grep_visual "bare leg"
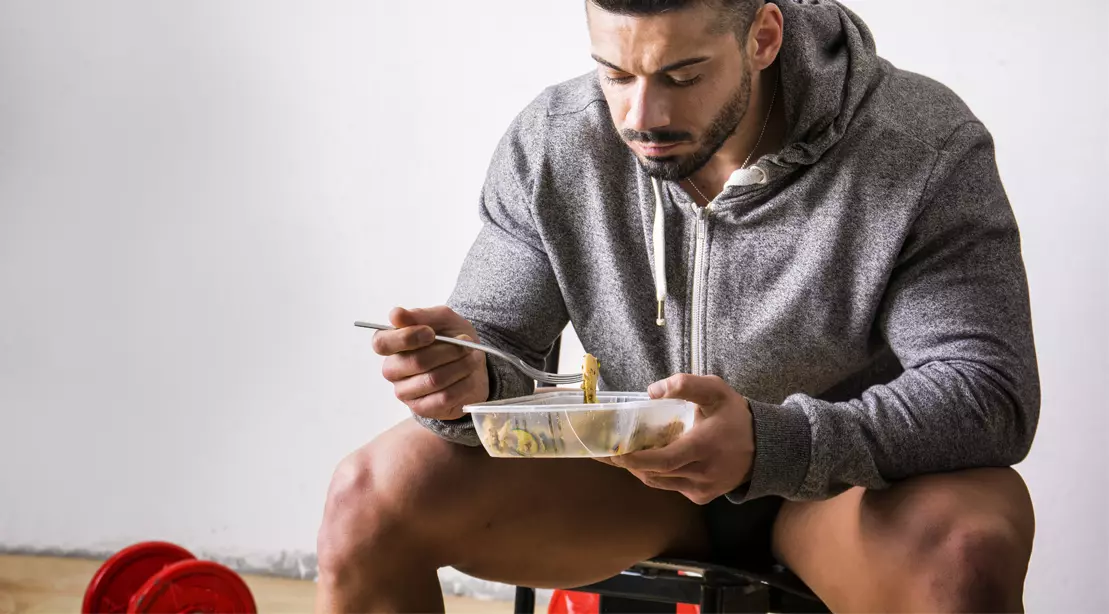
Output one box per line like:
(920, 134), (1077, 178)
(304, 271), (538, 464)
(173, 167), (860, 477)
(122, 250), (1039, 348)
(314, 418), (708, 613)
(773, 467), (1035, 613)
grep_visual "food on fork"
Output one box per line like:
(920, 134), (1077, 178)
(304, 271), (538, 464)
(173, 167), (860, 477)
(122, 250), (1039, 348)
(581, 353), (600, 404)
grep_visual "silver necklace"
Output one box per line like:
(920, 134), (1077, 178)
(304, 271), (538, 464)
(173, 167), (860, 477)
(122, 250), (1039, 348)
(687, 75), (778, 204)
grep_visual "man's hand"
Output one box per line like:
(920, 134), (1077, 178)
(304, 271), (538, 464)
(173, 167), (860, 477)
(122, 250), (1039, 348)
(372, 306), (489, 421)
(603, 374), (756, 505)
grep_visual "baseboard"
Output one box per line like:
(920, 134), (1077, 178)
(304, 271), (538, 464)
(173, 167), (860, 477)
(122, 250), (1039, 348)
(0, 544), (553, 603)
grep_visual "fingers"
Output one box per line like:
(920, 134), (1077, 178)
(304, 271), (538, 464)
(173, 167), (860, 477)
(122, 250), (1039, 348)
(374, 303), (479, 356)
(392, 350), (485, 401)
(611, 435), (700, 473)
(406, 370), (487, 419)
(647, 373), (731, 410)
(372, 325), (435, 356)
(630, 471), (698, 495)
(374, 306), (478, 357)
(600, 453), (717, 504)
(382, 341), (471, 381)
(629, 468), (717, 505)
(595, 457), (698, 491)
(598, 453), (700, 477)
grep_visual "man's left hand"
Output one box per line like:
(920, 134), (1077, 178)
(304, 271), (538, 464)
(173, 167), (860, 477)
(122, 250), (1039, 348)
(600, 374), (756, 505)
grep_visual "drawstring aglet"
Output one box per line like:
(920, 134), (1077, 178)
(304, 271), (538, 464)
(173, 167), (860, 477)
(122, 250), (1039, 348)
(656, 301), (666, 326)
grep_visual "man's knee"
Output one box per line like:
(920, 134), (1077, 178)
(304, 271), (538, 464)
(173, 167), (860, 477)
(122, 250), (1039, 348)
(890, 470), (1034, 611)
(316, 420), (465, 576)
(316, 448), (390, 575)
(916, 520), (1029, 611)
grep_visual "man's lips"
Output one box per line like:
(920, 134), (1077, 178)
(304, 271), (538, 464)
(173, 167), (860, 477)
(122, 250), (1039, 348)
(634, 142), (684, 156)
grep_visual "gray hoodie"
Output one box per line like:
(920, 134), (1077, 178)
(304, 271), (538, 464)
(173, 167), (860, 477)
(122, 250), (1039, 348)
(416, 0), (1040, 503)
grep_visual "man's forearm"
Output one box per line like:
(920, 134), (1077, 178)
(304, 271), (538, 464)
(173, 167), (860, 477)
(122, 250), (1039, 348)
(729, 356), (1038, 503)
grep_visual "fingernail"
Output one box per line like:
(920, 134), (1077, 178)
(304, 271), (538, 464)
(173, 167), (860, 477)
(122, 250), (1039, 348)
(648, 381), (664, 398)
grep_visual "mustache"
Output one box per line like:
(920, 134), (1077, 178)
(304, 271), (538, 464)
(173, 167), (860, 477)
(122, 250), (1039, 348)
(620, 128), (693, 145)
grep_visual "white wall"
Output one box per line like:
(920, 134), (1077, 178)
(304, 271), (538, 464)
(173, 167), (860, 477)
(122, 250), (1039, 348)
(845, 3), (1109, 611)
(0, 0), (1104, 609)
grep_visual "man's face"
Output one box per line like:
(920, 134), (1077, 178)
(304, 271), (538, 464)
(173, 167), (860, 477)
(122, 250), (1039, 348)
(587, 3), (752, 180)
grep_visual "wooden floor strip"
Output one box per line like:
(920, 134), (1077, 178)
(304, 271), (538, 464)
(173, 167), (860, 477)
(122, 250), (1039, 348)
(0, 554), (547, 613)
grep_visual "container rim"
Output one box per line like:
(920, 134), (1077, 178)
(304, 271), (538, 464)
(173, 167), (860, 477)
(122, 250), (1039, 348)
(463, 390), (691, 413)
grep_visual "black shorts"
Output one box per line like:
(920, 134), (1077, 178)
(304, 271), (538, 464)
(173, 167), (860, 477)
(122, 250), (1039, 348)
(701, 495), (784, 571)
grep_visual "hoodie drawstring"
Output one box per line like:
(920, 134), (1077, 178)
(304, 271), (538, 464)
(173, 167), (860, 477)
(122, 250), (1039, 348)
(651, 177), (668, 326)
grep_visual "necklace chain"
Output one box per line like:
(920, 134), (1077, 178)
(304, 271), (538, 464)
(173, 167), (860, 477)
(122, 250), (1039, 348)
(687, 74), (778, 204)
(687, 176), (711, 204)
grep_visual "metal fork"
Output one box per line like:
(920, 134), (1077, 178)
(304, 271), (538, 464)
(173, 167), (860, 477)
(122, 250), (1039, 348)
(354, 321), (583, 385)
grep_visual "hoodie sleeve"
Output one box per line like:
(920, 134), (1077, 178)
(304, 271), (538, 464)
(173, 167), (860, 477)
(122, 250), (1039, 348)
(411, 107), (570, 446)
(730, 121), (1041, 502)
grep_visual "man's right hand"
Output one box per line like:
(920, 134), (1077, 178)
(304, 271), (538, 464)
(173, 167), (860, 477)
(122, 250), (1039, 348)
(372, 306), (490, 421)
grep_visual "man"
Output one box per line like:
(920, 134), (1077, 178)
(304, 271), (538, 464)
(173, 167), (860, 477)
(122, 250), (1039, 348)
(316, 0), (1040, 611)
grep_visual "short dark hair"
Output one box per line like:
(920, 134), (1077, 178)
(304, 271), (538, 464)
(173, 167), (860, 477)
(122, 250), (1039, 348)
(588, 0), (764, 40)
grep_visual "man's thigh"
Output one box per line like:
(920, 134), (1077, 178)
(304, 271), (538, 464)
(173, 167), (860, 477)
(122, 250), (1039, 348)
(770, 468), (1035, 611)
(351, 418), (710, 588)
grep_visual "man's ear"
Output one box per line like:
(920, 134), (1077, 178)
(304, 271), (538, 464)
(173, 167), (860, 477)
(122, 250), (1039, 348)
(747, 2), (784, 71)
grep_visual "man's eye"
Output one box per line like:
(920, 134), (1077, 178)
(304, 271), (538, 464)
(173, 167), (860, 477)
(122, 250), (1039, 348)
(603, 74), (635, 85)
(668, 74), (702, 87)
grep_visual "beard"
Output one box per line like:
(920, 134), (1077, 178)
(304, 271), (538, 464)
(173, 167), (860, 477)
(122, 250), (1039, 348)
(621, 69), (753, 181)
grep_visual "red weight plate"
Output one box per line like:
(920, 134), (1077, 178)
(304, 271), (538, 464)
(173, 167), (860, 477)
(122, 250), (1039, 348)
(129, 560), (257, 614)
(82, 542), (196, 613)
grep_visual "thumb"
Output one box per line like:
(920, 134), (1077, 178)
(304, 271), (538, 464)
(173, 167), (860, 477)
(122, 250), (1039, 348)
(647, 374), (729, 413)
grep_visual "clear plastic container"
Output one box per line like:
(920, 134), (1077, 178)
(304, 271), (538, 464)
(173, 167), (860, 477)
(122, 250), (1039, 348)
(463, 391), (697, 458)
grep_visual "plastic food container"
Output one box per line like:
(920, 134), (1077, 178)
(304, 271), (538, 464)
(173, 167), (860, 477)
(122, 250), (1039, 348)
(463, 391), (697, 458)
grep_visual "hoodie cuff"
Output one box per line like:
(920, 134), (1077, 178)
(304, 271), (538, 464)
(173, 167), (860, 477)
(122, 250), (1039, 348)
(486, 352), (537, 402)
(411, 412), (480, 447)
(725, 399), (811, 503)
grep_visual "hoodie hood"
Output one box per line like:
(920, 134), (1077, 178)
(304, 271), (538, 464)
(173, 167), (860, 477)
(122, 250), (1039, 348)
(763, 0), (883, 173)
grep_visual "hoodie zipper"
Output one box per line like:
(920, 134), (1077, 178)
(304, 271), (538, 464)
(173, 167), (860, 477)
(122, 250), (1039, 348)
(690, 202), (711, 376)
(681, 165), (769, 376)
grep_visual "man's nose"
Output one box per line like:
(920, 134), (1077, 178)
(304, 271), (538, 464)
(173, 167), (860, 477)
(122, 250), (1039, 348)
(625, 79), (671, 134)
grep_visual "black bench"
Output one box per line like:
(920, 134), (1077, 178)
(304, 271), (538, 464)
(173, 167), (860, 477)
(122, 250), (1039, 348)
(509, 337), (829, 614)
(513, 558), (828, 613)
